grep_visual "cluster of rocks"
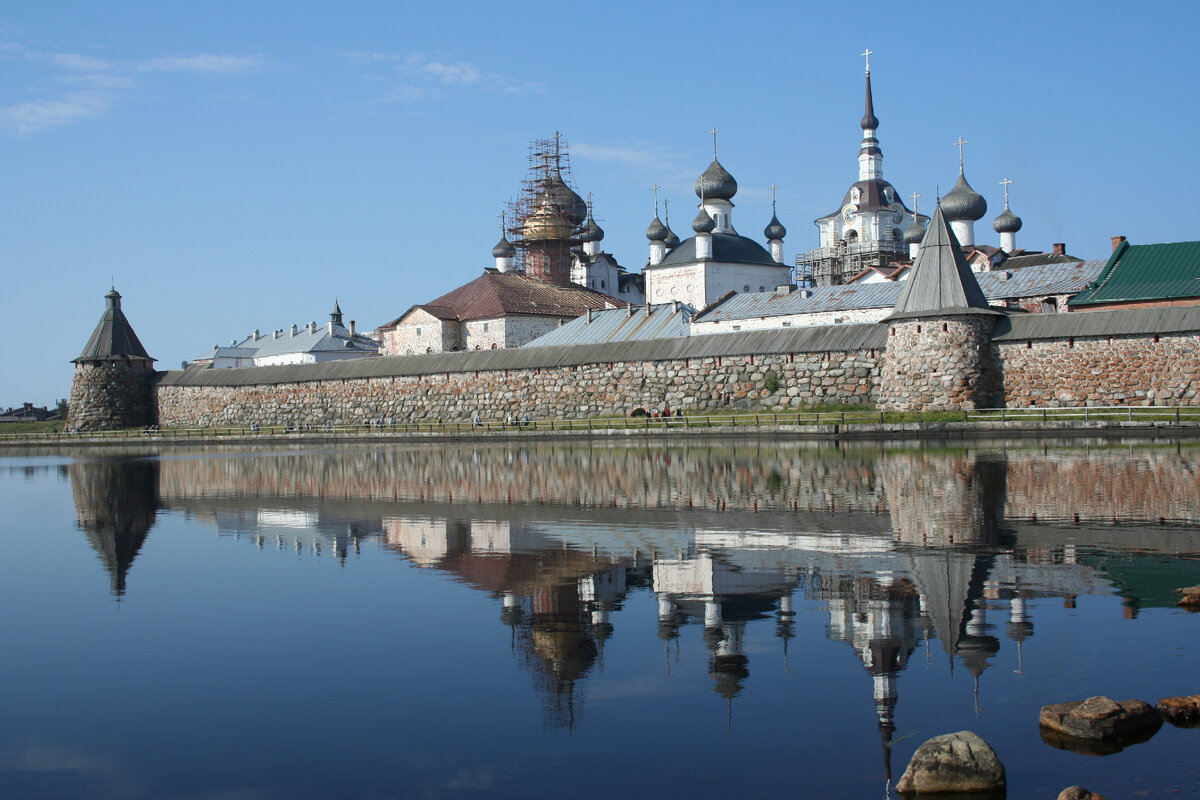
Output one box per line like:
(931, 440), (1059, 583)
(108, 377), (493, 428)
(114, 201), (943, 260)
(1178, 583), (1200, 609)
(896, 688), (1198, 796)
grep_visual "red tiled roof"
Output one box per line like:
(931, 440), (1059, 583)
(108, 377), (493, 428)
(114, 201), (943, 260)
(426, 271), (623, 321)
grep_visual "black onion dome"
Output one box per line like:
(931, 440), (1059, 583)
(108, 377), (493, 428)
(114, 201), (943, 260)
(663, 226), (680, 248)
(992, 208), (1023, 234)
(580, 214), (604, 243)
(764, 213), (787, 241)
(544, 168), (588, 226)
(492, 235), (515, 258)
(646, 214), (668, 241)
(695, 159), (737, 200)
(861, 72), (879, 130)
(942, 171), (987, 222)
(903, 217), (926, 244)
(692, 206), (716, 233)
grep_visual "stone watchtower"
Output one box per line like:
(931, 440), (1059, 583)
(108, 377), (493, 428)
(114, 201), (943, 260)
(69, 289), (157, 431)
(878, 204), (1005, 412)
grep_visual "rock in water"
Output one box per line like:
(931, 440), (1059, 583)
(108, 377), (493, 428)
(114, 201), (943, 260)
(1156, 694), (1200, 727)
(1039, 696), (1161, 741)
(895, 731), (1006, 795)
(1057, 787), (1108, 800)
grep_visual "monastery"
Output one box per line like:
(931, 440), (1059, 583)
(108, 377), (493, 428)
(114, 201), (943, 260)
(67, 56), (1200, 431)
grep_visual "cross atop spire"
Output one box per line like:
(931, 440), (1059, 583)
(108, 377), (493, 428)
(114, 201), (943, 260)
(710, 128), (719, 157)
(999, 177), (1013, 209)
(954, 137), (969, 171)
(861, 48), (873, 74)
(663, 198), (670, 223)
(651, 183), (661, 215)
(910, 192), (921, 215)
(770, 183), (780, 210)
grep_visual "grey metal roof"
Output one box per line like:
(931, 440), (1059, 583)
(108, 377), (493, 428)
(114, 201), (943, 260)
(887, 205), (997, 320)
(694, 283), (902, 322)
(976, 260), (1104, 300)
(994, 305), (1200, 341)
(157, 323), (890, 387)
(74, 289), (155, 363)
(524, 303), (694, 348)
(251, 325), (376, 359)
(655, 231), (777, 268)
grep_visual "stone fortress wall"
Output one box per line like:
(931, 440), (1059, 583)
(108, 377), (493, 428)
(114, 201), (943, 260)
(151, 307), (1200, 428)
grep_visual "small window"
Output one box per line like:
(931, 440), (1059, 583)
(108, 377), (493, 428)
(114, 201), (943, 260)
(483, 322), (489, 332)
(601, 279), (606, 289)
(415, 328), (421, 336)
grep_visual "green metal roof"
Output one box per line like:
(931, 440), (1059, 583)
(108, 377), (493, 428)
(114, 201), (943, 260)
(1069, 240), (1200, 306)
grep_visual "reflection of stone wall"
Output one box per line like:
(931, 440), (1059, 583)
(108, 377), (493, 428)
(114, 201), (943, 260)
(149, 443), (1200, 526)
(156, 444), (887, 515)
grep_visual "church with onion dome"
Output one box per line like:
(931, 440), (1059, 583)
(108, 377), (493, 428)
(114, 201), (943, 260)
(642, 142), (793, 310)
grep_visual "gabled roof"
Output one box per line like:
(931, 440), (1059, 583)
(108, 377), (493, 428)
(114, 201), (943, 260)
(1000, 251), (1081, 270)
(384, 271), (622, 328)
(524, 303), (694, 348)
(886, 205), (1000, 320)
(74, 289), (155, 363)
(977, 260), (1104, 300)
(1069, 240), (1200, 307)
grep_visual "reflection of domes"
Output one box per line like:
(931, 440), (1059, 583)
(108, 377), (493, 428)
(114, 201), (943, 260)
(709, 654), (749, 699)
(992, 208), (1023, 234)
(903, 217), (926, 244)
(695, 159), (737, 200)
(692, 207), (716, 233)
(764, 213), (787, 241)
(943, 172), (987, 222)
(646, 214), (668, 241)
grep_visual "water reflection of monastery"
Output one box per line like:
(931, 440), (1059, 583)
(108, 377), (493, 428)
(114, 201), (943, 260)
(69, 443), (1200, 757)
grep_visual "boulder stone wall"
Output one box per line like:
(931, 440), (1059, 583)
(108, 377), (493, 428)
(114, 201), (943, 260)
(154, 351), (881, 427)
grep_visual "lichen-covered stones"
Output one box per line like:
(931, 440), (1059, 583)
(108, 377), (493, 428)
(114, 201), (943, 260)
(1039, 696), (1162, 755)
(1057, 787), (1108, 800)
(895, 730), (1005, 795)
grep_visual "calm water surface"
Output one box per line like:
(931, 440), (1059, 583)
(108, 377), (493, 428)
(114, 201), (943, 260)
(2, 439), (1199, 799)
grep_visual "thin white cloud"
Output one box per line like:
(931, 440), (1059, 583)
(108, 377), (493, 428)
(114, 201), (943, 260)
(0, 40), (268, 136)
(349, 51), (544, 102)
(138, 54), (267, 75)
(0, 92), (108, 134)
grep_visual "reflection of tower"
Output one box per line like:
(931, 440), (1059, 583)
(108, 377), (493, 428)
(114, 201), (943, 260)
(580, 566), (625, 672)
(1006, 593), (1034, 674)
(825, 576), (921, 785)
(69, 458), (161, 596)
(703, 600), (750, 731)
(957, 599), (1001, 714)
(524, 581), (597, 730)
(776, 591), (796, 672)
(883, 454), (1008, 547)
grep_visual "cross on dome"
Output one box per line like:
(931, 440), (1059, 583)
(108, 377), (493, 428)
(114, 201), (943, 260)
(954, 137), (969, 170)
(710, 128), (719, 157)
(999, 177), (1013, 208)
(861, 48), (873, 74)
(910, 192), (920, 215)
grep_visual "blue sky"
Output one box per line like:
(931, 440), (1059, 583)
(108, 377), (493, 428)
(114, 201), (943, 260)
(3, 0), (1198, 405)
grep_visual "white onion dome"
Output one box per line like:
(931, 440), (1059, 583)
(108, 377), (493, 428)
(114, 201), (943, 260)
(942, 171), (987, 222)
(579, 213), (604, 243)
(695, 159), (737, 201)
(523, 198), (575, 241)
(646, 214), (669, 241)
(992, 207), (1023, 234)
(764, 213), (787, 241)
(492, 235), (516, 258)
(903, 217), (926, 245)
(544, 168), (588, 226)
(692, 207), (716, 233)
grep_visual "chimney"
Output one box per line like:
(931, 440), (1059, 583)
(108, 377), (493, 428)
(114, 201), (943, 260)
(253, 329), (261, 341)
(1111, 235), (1127, 252)
(626, 304), (634, 317)
(1052, 243), (1066, 256)
(290, 324), (298, 336)
(586, 308), (593, 323)
(349, 320), (356, 337)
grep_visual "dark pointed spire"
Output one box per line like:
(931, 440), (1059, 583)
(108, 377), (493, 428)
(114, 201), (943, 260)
(861, 71), (879, 131)
(73, 288), (154, 363)
(330, 299), (344, 326)
(887, 204), (998, 319)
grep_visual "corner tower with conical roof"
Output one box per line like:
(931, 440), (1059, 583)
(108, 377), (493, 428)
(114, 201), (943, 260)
(878, 205), (1005, 411)
(802, 52), (928, 286)
(69, 289), (158, 431)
